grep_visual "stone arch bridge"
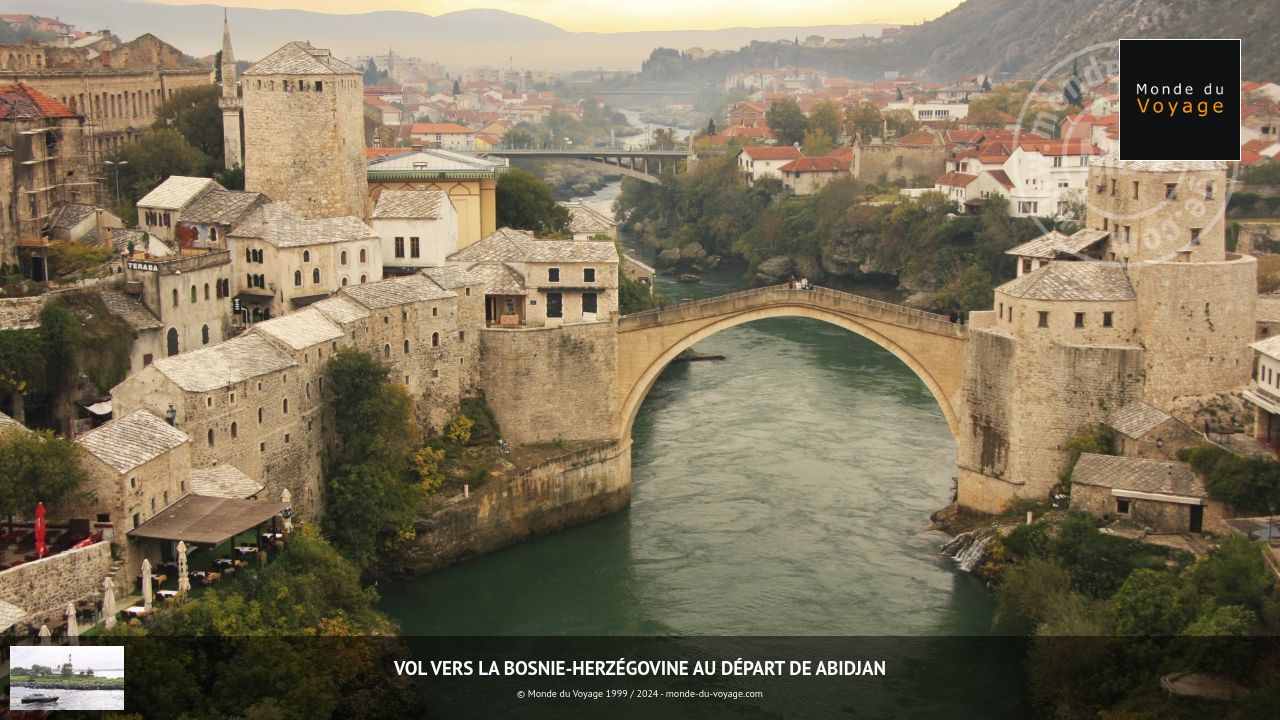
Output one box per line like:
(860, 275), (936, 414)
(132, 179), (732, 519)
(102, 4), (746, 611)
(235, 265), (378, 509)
(615, 285), (969, 443)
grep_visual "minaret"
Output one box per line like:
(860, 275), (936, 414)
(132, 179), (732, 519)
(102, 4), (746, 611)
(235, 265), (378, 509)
(219, 10), (243, 170)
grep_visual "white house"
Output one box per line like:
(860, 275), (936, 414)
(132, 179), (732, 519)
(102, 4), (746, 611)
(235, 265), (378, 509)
(409, 122), (476, 150)
(370, 190), (459, 272)
(885, 100), (970, 122)
(736, 145), (803, 185)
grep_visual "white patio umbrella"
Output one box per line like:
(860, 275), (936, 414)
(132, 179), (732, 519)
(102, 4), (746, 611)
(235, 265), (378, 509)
(38, 624), (50, 645)
(65, 601), (78, 640)
(141, 558), (153, 613)
(281, 489), (293, 533)
(102, 577), (117, 630)
(176, 541), (190, 594)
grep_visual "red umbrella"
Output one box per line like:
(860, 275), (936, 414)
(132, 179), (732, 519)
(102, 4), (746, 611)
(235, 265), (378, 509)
(34, 502), (46, 558)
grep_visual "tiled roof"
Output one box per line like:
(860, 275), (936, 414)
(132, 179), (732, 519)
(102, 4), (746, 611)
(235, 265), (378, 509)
(180, 188), (267, 226)
(191, 465), (264, 499)
(97, 288), (162, 331)
(244, 41), (360, 76)
(895, 129), (938, 146)
(739, 146), (803, 161)
(372, 190), (447, 219)
(1091, 156), (1228, 172)
(230, 203), (379, 248)
(779, 156), (850, 173)
(137, 176), (217, 210)
(464, 262), (527, 295)
(340, 273), (456, 310)
(623, 254), (656, 274)
(311, 295), (371, 325)
(410, 122), (473, 134)
(421, 265), (483, 289)
(366, 148), (506, 175)
(1072, 453), (1206, 499)
(76, 410), (189, 474)
(1108, 401), (1175, 439)
(0, 83), (77, 119)
(251, 308), (344, 350)
(985, 169), (1014, 189)
(996, 260), (1134, 301)
(1256, 295), (1280, 325)
(936, 171), (977, 187)
(109, 228), (148, 255)
(1249, 333), (1280, 360)
(447, 228), (618, 263)
(151, 334), (297, 393)
(560, 202), (616, 235)
(1006, 228), (1109, 259)
(47, 203), (97, 231)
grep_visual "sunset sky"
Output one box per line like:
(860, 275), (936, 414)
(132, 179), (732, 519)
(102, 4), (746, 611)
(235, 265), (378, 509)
(146, 0), (964, 32)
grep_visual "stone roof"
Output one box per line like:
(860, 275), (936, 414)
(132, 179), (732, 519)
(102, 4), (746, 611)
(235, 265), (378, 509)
(180, 188), (268, 226)
(1072, 453), (1206, 499)
(447, 228), (618, 264)
(150, 334), (297, 393)
(312, 295), (372, 325)
(623, 254), (656, 274)
(109, 228), (148, 255)
(1250, 333), (1280, 361)
(0, 410), (26, 434)
(244, 41), (360, 76)
(76, 410), (189, 474)
(371, 190), (447, 219)
(230, 203), (379, 248)
(1256, 295), (1280, 325)
(97, 288), (162, 331)
(1108, 401), (1175, 439)
(421, 265), (483, 289)
(191, 465), (263, 499)
(251, 308), (343, 351)
(340, 273), (456, 310)
(46, 203), (96, 231)
(996, 260), (1135, 302)
(1090, 156), (1228, 172)
(561, 202), (617, 236)
(137, 176), (217, 210)
(464, 262), (526, 295)
(1007, 229), (1110, 259)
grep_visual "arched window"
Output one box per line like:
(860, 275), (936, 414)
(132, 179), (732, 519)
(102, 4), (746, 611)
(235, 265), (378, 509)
(231, 422), (238, 439)
(282, 398), (289, 414)
(204, 283), (210, 300)
(303, 250), (310, 262)
(257, 407), (263, 423)
(341, 277), (348, 286)
(208, 429), (215, 446)
(432, 332), (440, 347)
(403, 339), (410, 354)
(172, 289), (179, 307)
(360, 274), (368, 283)
(294, 270), (302, 286)
(210, 227), (218, 242)
(190, 285), (197, 303)
(201, 324), (210, 345)
(166, 328), (179, 356)
(383, 344), (391, 358)
(340, 251), (347, 265)
(312, 268), (320, 284)
(359, 248), (367, 263)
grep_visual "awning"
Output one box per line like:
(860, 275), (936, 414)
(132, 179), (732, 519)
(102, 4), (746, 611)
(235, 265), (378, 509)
(1243, 389), (1280, 416)
(233, 291), (273, 304)
(126, 494), (288, 546)
(290, 293), (329, 309)
(83, 401), (112, 416)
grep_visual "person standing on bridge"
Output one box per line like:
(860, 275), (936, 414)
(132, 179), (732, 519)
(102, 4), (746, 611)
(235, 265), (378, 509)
(799, 277), (811, 290)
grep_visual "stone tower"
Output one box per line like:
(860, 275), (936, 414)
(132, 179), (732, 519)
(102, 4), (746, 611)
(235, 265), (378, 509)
(218, 12), (243, 170)
(241, 41), (368, 220)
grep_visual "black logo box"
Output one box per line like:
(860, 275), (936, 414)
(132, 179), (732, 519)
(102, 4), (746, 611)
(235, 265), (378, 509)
(1119, 38), (1240, 161)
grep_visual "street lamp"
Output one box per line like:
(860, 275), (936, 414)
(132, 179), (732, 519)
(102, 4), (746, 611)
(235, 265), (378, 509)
(103, 160), (128, 211)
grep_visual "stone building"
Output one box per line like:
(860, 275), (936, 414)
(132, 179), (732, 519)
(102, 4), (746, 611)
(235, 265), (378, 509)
(136, 176), (218, 245)
(1069, 453), (1225, 535)
(135, 175), (265, 251)
(1244, 334), (1280, 449)
(958, 158), (1256, 511)
(779, 156), (851, 196)
(122, 250), (234, 360)
(853, 131), (946, 182)
(218, 15), (242, 171)
(227, 202), (382, 320)
(560, 201), (618, 241)
(242, 42), (367, 220)
(446, 228), (618, 327)
(370, 190), (458, 273)
(366, 149), (507, 249)
(1106, 400), (1201, 461)
(0, 83), (95, 271)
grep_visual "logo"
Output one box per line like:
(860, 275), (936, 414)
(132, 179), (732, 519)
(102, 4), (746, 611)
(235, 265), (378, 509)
(1119, 39), (1240, 161)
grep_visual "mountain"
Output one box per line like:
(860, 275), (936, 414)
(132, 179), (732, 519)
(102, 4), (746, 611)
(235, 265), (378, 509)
(8, 0), (891, 71)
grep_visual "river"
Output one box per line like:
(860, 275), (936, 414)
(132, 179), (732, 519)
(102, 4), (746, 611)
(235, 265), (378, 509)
(379, 181), (1020, 713)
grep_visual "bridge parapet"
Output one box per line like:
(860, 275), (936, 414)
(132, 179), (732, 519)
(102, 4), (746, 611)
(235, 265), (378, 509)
(618, 285), (966, 339)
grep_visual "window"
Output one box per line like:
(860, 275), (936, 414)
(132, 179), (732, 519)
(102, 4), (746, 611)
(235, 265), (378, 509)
(583, 292), (598, 314)
(1110, 179), (1116, 196)
(190, 285), (197, 303)
(383, 343), (391, 358)
(410, 237), (420, 258)
(172, 289), (179, 307)
(394, 237), (404, 258)
(1116, 498), (1131, 514)
(202, 324), (210, 345)
(998, 302), (1004, 318)
(207, 429), (215, 446)
(166, 327), (179, 356)
(303, 250), (310, 262)
(359, 248), (367, 263)
(341, 277), (348, 286)
(294, 270), (302, 286)
(143, 353), (153, 366)
(133, 513), (140, 529)
(282, 398), (288, 414)
(1021, 258), (1031, 274)
(1205, 182), (1214, 200)
(204, 283), (210, 300)
(313, 268), (321, 284)
(360, 274), (368, 283)
(258, 407), (263, 423)
(1052, 156), (1063, 167)
(1190, 228), (1201, 246)
(1132, 181), (1139, 199)
(316, 81), (322, 91)
(340, 250), (348, 265)
(1164, 183), (1177, 199)
(1123, 225), (1131, 243)
(1017, 201), (1037, 214)
(284, 433), (290, 444)
(584, 268), (596, 282)
(546, 292), (563, 318)
(432, 307), (438, 317)
(459, 330), (465, 341)
(1074, 312), (1084, 328)
(1037, 311), (1049, 327)
(404, 339), (410, 354)
(1102, 311), (1114, 328)
(548, 268), (561, 283)
(432, 369), (439, 379)
(231, 422), (238, 439)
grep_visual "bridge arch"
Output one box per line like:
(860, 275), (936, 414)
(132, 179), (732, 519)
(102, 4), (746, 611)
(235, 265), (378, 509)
(615, 287), (968, 444)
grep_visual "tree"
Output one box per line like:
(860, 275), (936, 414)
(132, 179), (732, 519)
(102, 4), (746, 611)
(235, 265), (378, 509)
(106, 129), (211, 222)
(965, 98), (1009, 129)
(0, 428), (86, 522)
(766, 99), (808, 146)
(844, 101), (881, 143)
(495, 168), (570, 236)
(705, 118), (716, 136)
(651, 127), (677, 150)
(807, 101), (842, 142)
(1109, 569), (1193, 635)
(1063, 58), (1085, 108)
(1181, 444), (1280, 515)
(801, 128), (835, 156)
(883, 109), (919, 138)
(994, 556), (1073, 633)
(153, 85), (224, 167)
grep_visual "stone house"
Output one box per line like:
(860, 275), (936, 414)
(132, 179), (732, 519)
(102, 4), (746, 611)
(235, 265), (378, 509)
(96, 288), (165, 374)
(227, 202), (382, 321)
(1005, 228), (1108, 276)
(854, 130), (946, 182)
(409, 122), (476, 151)
(45, 203), (122, 246)
(366, 149), (507, 250)
(122, 250), (235, 360)
(1255, 295), (1280, 341)
(622, 255), (656, 290)
(560, 202), (618, 241)
(1070, 453), (1225, 534)
(137, 176), (218, 245)
(1106, 401), (1201, 461)
(370, 190), (459, 272)
(446, 228), (618, 327)
(1244, 334), (1280, 449)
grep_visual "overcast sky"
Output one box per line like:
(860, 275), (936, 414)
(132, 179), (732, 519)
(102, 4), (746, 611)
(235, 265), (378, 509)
(147, 0), (963, 32)
(10, 645), (124, 671)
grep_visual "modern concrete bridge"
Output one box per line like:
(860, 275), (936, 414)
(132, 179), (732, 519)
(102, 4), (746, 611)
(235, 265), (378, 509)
(477, 148), (692, 182)
(615, 285), (969, 440)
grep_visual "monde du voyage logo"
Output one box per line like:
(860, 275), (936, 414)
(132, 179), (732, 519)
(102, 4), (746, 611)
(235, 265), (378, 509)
(1119, 39), (1241, 161)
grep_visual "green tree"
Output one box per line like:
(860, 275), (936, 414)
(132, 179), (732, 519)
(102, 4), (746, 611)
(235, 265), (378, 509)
(495, 168), (571, 236)
(107, 129), (212, 222)
(844, 101), (881, 143)
(1191, 534), (1273, 611)
(883, 109), (919, 138)
(766, 98), (809, 146)
(1109, 569), (1193, 635)
(651, 127), (677, 150)
(807, 101), (842, 141)
(801, 128), (835, 156)
(153, 84), (225, 167)
(993, 556), (1073, 633)
(0, 428), (86, 521)
(1181, 444), (1280, 515)
(705, 118), (716, 136)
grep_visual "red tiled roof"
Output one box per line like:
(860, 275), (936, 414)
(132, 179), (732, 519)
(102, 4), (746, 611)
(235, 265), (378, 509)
(935, 171), (977, 187)
(895, 129), (938, 147)
(0, 83), (77, 120)
(740, 145), (803, 160)
(365, 147), (406, 158)
(985, 170), (1014, 189)
(410, 122), (473, 134)
(1032, 140), (1102, 156)
(1241, 139), (1278, 166)
(779, 156), (850, 173)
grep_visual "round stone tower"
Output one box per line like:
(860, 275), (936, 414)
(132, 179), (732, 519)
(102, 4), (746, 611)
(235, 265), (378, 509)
(241, 42), (368, 220)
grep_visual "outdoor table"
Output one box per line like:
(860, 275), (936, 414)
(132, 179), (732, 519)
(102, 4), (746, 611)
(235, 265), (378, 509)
(157, 590), (178, 602)
(234, 546), (259, 557)
(123, 605), (148, 618)
(213, 558), (236, 569)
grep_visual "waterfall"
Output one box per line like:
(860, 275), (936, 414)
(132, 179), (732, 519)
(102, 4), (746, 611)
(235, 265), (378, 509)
(941, 527), (997, 573)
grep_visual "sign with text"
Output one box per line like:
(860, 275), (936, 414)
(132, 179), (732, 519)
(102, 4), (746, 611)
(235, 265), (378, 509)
(1119, 38), (1240, 161)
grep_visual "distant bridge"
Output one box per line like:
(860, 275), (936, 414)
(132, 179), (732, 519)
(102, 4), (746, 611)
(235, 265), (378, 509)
(476, 148), (693, 182)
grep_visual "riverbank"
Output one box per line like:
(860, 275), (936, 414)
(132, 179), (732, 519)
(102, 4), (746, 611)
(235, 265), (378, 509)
(12, 679), (125, 690)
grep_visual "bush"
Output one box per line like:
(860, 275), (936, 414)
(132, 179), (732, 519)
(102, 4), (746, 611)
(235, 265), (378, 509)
(459, 396), (499, 444)
(1181, 444), (1280, 515)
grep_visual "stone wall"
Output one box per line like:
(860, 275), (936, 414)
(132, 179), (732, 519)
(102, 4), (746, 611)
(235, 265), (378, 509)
(0, 541), (111, 625)
(1071, 483), (1228, 535)
(478, 321), (617, 446)
(401, 441), (630, 573)
(854, 143), (945, 183)
(1236, 222), (1280, 255)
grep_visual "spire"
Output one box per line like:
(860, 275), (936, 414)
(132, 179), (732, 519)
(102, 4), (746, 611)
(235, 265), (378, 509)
(221, 10), (235, 66)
